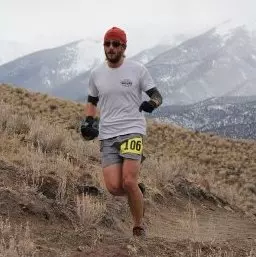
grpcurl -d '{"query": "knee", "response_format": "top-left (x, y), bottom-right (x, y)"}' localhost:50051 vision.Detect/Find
top-left (123, 178), bottom-right (137, 192)
top-left (106, 184), bottom-right (124, 196)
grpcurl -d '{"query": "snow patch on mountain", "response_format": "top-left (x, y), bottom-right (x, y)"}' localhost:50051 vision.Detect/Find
top-left (43, 78), bottom-right (51, 88)
top-left (68, 39), bottom-right (103, 75)
top-left (160, 74), bottom-right (172, 82)
top-left (151, 95), bottom-right (256, 139)
top-left (214, 19), bottom-right (256, 46)
top-left (207, 105), bottom-right (224, 110)
top-left (215, 20), bottom-right (241, 36)
top-left (138, 53), bottom-right (154, 65)
top-left (215, 19), bottom-right (256, 35)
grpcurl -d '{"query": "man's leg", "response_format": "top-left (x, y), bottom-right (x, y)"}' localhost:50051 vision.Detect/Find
top-left (103, 163), bottom-right (126, 196)
top-left (122, 159), bottom-right (144, 228)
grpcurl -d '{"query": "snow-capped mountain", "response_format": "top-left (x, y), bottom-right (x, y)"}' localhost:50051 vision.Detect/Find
top-left (0, 40), bottom-right (176, 100)
top-left (1, 20), bottom-right (256, 105)
top-left (51, 43), bottom-right (176, 101)
top-left (130, 44), bottom-right (172, 64)
top-left (0, 39), bottom-right (103, 93)
top-left (151, 95), bottom-right (256, 139)
top-left (51, 69), bottom-right (91, 101)
top-left (224, 77), bottom-right (256, 96)
top-left (146, 20), bottom-right (256, 105)
top-left (0, 33), bottom-right (188, 100)
top-left (130, 34), bottom-right (190, 64)
top-left (0, 40), bottom-right (33, 65)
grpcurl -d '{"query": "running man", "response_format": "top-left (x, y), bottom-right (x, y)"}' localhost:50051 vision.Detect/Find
top-left (80, 27), bottom-right (163, 237)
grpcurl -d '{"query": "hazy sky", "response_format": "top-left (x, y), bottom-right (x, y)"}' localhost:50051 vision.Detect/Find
top-left (1, 0), bottom-right (255, 54)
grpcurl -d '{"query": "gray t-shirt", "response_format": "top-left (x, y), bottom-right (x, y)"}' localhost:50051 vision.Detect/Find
top-left (88, 59), bottom-right (155, 140)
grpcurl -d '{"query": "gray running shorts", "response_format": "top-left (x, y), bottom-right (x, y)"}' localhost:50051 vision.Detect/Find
top-left (100, 133), bottom-right (144, 168)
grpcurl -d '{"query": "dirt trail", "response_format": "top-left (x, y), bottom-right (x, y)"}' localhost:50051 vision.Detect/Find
top-left (1, 161), bottom-right (255, 256)
top-left (1, 162), bottom-right (255, 257)
top-left (147, 201), bottom-right (256, 242)
top-left (72, 182), bottom-right (256, 257)
top-left (72, 208), bottom-right (256, 257)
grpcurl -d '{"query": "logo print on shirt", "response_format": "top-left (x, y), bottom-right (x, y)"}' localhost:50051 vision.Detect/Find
top-left (120, 79), bottom-right (133, 87)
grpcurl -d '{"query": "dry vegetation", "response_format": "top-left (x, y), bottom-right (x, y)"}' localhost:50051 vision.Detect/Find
top-left (0, 84), bottom-right (255, 257)
top-left (145, 121), bottom-right (256, 216)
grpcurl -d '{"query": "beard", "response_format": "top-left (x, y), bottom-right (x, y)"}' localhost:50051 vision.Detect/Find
top-left (105, 50), bottom-right (123, 64)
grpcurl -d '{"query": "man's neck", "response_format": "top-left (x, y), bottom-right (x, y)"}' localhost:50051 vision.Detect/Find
top-left (107, 57), bottom-right (124, 68)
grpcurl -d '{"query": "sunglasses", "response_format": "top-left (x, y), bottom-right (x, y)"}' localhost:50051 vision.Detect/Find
top-left (103, 40), bottom-right (122, 48)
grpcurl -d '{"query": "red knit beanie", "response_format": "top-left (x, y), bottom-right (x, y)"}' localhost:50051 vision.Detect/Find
top-left (104, 27), bottom-right (127, 44)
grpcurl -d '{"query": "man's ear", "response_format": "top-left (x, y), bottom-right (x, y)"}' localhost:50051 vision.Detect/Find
top-left (122, 44), bottom-right (127, 50)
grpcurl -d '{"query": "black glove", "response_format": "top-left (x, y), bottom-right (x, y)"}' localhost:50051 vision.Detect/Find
top-left (80, 116), bottom-right (99, 140)
top-left (139, 100), bottom-right (156, 113)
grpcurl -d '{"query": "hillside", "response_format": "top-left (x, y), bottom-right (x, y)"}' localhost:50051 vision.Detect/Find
top-left (0, 84), bottom-right (255, 257)
top-left (151, 95), bottom-right (256, 140)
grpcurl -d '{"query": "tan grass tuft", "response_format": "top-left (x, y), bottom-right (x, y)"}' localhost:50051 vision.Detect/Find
top-left (76, 194), bottom-right (106, 226)
top-left (0, 217), bottom-right (36, 257)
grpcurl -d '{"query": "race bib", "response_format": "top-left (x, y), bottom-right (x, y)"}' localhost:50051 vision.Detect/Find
top-left (120, 137), bottom-right (143, 155)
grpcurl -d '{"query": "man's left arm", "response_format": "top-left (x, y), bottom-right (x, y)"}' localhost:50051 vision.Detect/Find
top-left (145, 87), bottom-right (162, 108)
top-left (139, 87), bottom-right (163, 113)
top-left (139, 65), bottom-right (163, 113)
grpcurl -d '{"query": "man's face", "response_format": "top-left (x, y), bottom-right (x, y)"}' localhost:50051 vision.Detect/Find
top-left (104, 40), bottom-right (125, 63)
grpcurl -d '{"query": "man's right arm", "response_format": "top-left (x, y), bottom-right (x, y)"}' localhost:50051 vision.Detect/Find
top-left (85, 71), bottom-right (99, 119)
top-left (80, 72), bottom-right (100, 140)
top-left (81, 95), bottom-right (99, 140)
top-left (85, 95), bottom-right (99, 118)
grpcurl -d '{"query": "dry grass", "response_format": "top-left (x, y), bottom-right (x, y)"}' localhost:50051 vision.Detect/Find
top-left (0, 84), bottom-right (84, 130)
top-left (0, 84), bottom-right (255, 256)
top-left (145, 120), bottom-right (256, 216)
top-left (189, 244), bottom-right (255, 257)
top-left (0, 217), bottom-right (36, 257)
top-left (0, 86), bottom-right (102, 206)
top-left (76, 194), bottom-right (106, 225)
top-left (1, 83), bottom-right (255, 216)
